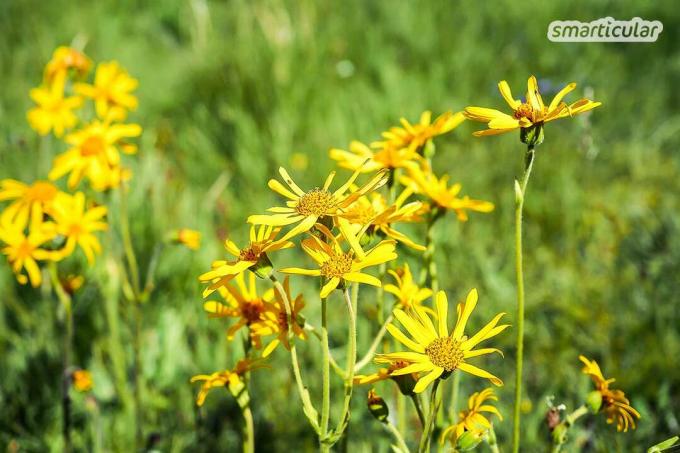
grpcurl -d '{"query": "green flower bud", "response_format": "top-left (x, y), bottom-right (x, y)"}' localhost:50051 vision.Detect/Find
top-left (367, 389), bottom-right (389, 422)
top-left (252, 253), bottom-right (273, 279)
top-left (520, 123), bottom-right (544, 147)
top-left (586, 390), bottom-right (603, 413)
top-left (456, 431), bottom-right (483, 451)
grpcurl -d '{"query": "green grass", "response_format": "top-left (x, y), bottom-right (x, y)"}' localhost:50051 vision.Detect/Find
top-left (1, 0), bottom-right (679, 451)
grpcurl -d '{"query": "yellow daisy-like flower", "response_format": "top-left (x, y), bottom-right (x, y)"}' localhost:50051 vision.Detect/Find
top-left (341, 188), bottom-right (426, 251)
top-left (203, 272), bottom-right (274, 348)
top-left (372, 111), bottom-right (465, 155)
top-left (401, 166), bottom-right (494, 221)
top-left (48, 117), bottom-right (142, 190)
top-left (440, 388), bottom-right (503, 444)
top-left (199, 225), bottom-right (293, 297)
top-left (329, 140), bottom-right (420, 173)
top-left (463, 76), bottom-right (601, 137)
top-left (191, 359), bottom-right (266, 406)
top-left (75, 61), bottom-right (138, 119)
top-left (250, 276), bottom-right (307, 357)
top-left (71, 369), bottom-right (94, 393)
top-left (383, 263), bottom-right (433, 309)
top-left (247, 167), bottom-right (388, 244)
top-left (376, 289), bottom-right (508, 393)
top-left (50, 192), bottom-right (107, 264)
top-left (0, 179), bottom-right (62, 227)
top-left (44, 46), bottom-right (92, 85)
top-left (579, 355), bottom-right (641, 432)
top-left (175, 228), bottom-right (201, 250)
top-left (27, 77), bottom-right (82, 137)
top-left (280, 226), bottom-right (397, 298)
top-left (0, 207), bottom-right (56, 287)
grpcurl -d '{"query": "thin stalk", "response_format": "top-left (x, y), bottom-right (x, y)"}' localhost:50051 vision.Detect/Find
top-left (306, 325), bottom-right (345, 378)
top-left (49, 263), bottom-right (73, 453)
top-left (550, 405), bottom-right (588, 453)
top-left (418, 379), bottom-right (441, 453)
top-left (420, 215), bottom-right (439, 293)
top-left (354, 310), bottom-right (394, 372)
top-left (410, 394), bottom-right (425, 427)
top-left (448, 372), bottom-right (461, 423)
top-left (320, 296), bottom-right (331, 451)
top-left (241, 404), bottom-right (255, 453)
top-left (383, 419), bottom-right (411, 453)
top-left (269, 275), bottom-right (320, 432)
top-left (333, 287), bottom-right (358, 439)
top-left (511, 146), bottom-right (535, 453)
top-left (488, 422), bottom-right (500, 453)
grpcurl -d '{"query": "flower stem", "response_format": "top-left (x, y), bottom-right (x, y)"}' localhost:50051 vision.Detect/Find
top-left (49, 262), bottom-right (73, 453)
top-left (550, 405), bottom-right (588, 453)
top-left (384, 419), bottom-right (411, 453)
top-left (354, 309), bottom-right (394, 372)
top-left (410, 394), bottom-right (425, 427)
top-left (269, 275), bottom-right (320, 433)
top-left (332, 287), bottom-right (358, 442)
top-left (448, 371), bottom-right (461, 423)
top-left (320, 296), bottom-right (331, 449)
top-left (418, 379), bottom-right (441, 453)
top-left (420, 215), bottom-right (439, 293)
top-left (241, 404), bottom-right (255, 453)
top-left (488, 422), bottom-right (500, 453)
top-left (511, 145), bottom-right (535, 453)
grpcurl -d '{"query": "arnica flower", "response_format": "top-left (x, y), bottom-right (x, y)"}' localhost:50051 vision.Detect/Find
top-left (71, 369), bottom-right (94, 393)
top-left (440, 388), bottom-right (503, 445)
top-left (250, 276), bottom-right (307, 357)
top-left (44, 46), bottom-right (92, 85)
top-left (75, 61), bottom-right (138, 119)
top-left (50, 192), bottom-right (107, 264)
top-left (191, 359), bottom-right (266, 406)
top-left (247, 167), bottom-right (388, 244)
top-left (48, 116), bottom-right (142, 190)
top-left (329, 140), bottom-right (420, 174)
top-left (579, 355), bottom-right (641, 432)
top-left (0, 179), bottom-right (62, 227)
top-left (371, 111), bottom-right (466, 155)
top-left (27, 76), bottom-right (82, 137)
top-left (203, 272), bottom-right (274, 348)
top-left (0, 207), bottom-right (56, 287)
top-left (280, 225), bottom-right (397, 298)
top-left (401, 166), bottom-right (494, 221)
top-left (199, 225), bottom-right (293, 297)
top-left (340, 188), bottom-right (426, 251)
top-left (354, 360), bottom-right (419, 395)
top-left (175, 228), bottom-right (201, 250)
top-left (383, 263), bottom-right (433, 309)
top-left (376, 290), bottom-right (508, 393)
top-left (463, 76), bottom-right (601, 140)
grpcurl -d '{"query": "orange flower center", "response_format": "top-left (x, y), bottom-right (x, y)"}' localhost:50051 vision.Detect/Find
top-left (425, 337), bottom-right (464, 372)
top-left (296, 189), bottom-right (337, 217)
top-left (25, 181), bottom-right (58, 203)
top-left (320, 252), bottom-right (353, 278)
top-left (81, 135), bottom-right (105, 156)
top-left (242, 299), bottom-right (265, 324)
top-left (513, 103), bottom-right (536, 121)
top-left (16, 239), bottom-right (35, 259)
top-left (239, 243), bottom-right (263, 262)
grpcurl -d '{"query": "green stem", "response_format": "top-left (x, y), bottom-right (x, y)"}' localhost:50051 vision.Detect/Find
top-left (384, 419), bottom-right (411, 453)
top-left (333, 287), bottom-right (358, 441)
top-left (320, 296), bottom-right (331, 450)
top-left (306, 325), bottom-right (346, 378)
top-left (420, 215), bottom-right (439, 293)
top-left (448, 371), bottom-right (461, 423)
top-left (241, 404), bottom-right (255, 453)
top-left (49, 263), bottom-right (73, 453)
top-left (418, 379), bottom-right (441, 453)
top-left (410, 394), bottom-right (425, 427)
top-left (269, 275), bottom-right (320, 432)
top-left (511, 145), bottom-right (535, 453)
top-left (550, 405), bottom-right (588, 453)
top-left (488, 422), bottom-right (500, 453)
top-left (354, 309), bottom-right (394, 372)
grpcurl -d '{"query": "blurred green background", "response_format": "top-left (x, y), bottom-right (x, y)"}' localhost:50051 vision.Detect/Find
top-left (1, 0), bottom-right (679, 451)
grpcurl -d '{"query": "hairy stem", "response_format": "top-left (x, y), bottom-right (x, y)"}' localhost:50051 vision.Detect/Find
top-left (332, 287), bottom-right (358, 442)
top-left (418, 379), bottom-right (441, 453)
top-left (354, 309), bottom-right (394, 372)
top-left (320, 296), bottom-right (331, 449)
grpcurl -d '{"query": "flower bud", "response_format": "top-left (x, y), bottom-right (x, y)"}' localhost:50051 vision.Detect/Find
top-left (520, 123), bottom-right (544, 147)
top-left (585, 390), bottom-right (603, 413)
top-left (456, 431), bottom-right (483, 451)
top-left (367, 389), bottom-right (389, 422)
top-left (251, 253), bottom-right (273, 279)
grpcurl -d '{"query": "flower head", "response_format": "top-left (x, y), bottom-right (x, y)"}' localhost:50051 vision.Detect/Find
top-left (329, 140), bottom-right (420, 173)
top-left (440, 388), bottom-right (502, 445)
top-left (199, 225), bottom-right (293, 297)
top-left (44, 46), bottom-right (91, 84)
top-left (50, 192), bottom-right (107, 264)
top-left (75, 61), bottom-right (138, 119)
top-left (377, 290), bottom-right (508, 393)
top-left (579, 355), bottom-right (640, 432)
top-left (372, 111), bottom-right (465, 155)
top-left (464, 76), bottom-right (601, 139)
top-left (72, 369), bottom-right (94, 393)
top-left (27, 77), bottom-right (82, 137)
top-left (190, 358), bottom-right (266, 406)
top-left (281, 225), bottom-right (397, 298)
top-left (175, 228), bottom-right (201, 250)
top-left (0, 179), bottom-right (62, 227)
top-left (383, 263), bottom-right (433, 308)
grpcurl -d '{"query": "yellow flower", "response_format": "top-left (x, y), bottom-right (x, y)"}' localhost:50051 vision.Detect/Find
top-left (72, 369), bottom-right (94, 393)
top-left (44, 46), bottom-right (92, 85)
top-left (27, 77), bottom-right (82, 137)
top-left (247, 167), bottom-right (388, 244)
top-left (48, 117), bottom-right (142, 190)
top-left (376, 289), bottom-right (508, 393)
top-left (75, 61), bottom-right (138, 119)
top-left (401, 165), bottom-right (494, 221)
top-left (203, 272), bottom-right (274, 348)
top-left (50, 192), bottom-right (107, 264)
top-left (199, 225), bottom-right (293, 297)
top-left (175, 228), bottom-right (201, 250)
top-left (579, 355), bottom-right (641, 432)
top-left (250, 276), bottom-right (307, 357)
top-left (0, 208), bottom-right (56, 287)
top-left (354, 360), bottom-right (415, 385)
top-left (0, 179), bottom-right (62, 227)
top-left (280, 225), bottom-right (397, 298)
top-left (464, 76), bottom-right (601, 137)
top-left (372, 111), bottom-right (465, 155)
top-left (341, 188), bottom-right (426, 251)
top-left (440, 388), bottom-right (502, 444)
top-left (329, 140), bottom-right (420, 173)
top-left (191, 359), bottom-right (265, 406)
top-left (383, 263), bottom-right (433, 309)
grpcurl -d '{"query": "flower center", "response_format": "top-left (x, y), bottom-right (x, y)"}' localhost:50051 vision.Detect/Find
top-left (425, 337), bottom-right (465, 372)
top-left (513, 103), bottom-right (535, 121)
top-left (26, 181), bottom-right (58, 203)
top-left (295, 189), bottom-right (337, 217)
top-left (277, 311), bottom-right (289, 330)
top-left (320, 252), bottom-right (353, 278)
top-left (239, 243), bottom-right (263, 262)
top-left (16, 239), bottom-right (35, 259)
top-left (81, 135), bottom-right (105, 156)
top-left (242, 299), bottom-right (265, 324)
